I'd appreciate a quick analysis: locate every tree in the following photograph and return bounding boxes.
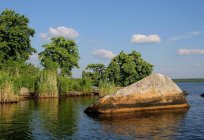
[82,64,106,86]
[39,37,80,76]
[0,9,35,64]
[106,50,153,86]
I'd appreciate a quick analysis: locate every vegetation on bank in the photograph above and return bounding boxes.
[0,66,93,102]
[0,9,153,103]
[98,81,121,96]
[0,72,18,103]
[58,77,92,96]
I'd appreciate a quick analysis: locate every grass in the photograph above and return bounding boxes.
[58,77,92,96]
[37,70,58,98]
[0,72,19,103]
[1,63,125,103]
[0,66,94,102]
[98,81,121,97]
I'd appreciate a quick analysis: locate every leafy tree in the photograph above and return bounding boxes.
[82,64,106,86]
[106,50,153,86]
[0,9,35,64]
[39,37,80,76]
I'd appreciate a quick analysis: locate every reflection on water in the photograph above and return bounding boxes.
[0,101,34,139]
[0,97,96,139]
[1,83,204,139]
[92,109,188,139]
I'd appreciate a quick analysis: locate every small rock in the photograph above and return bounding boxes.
[201,93,204,97]
[183,90,189,96]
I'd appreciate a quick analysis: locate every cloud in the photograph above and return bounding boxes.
[40,26,79,40]
[169,31,203,42]
[92,49,115,59]
[178,49,204,55]
[131,34,161,44]
[194,63,202,68]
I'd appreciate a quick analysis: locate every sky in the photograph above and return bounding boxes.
[1,0,204,78]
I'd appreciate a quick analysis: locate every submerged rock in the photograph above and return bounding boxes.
[85,73,189,115]
[182,90,189,96]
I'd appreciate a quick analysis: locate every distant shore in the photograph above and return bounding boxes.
[173,78,204,82]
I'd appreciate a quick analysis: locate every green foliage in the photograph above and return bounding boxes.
[58,76,71,94]
[105,50,153,86]
[82,50,153,87]
[37,70,58,97]
[13,64,40,94]
[0,9,36,63]
[82,63,106,86]
[98,80,120,96]
[39,37,80,76]
[58,77,92,95]
[79,78,93,94]
[0,71,12,89]
[0,71,19,103]
[0,62,40,94]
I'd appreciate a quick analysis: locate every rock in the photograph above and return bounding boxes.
[182,90,189,96]
[201,93,204,97]
[85,73,189,115]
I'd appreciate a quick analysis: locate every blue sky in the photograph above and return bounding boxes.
[1,0,204,78]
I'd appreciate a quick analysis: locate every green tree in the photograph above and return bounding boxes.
[82,64,106,86]
[106,50,153,86]
[39,37,80,76]
[0,9,35,64]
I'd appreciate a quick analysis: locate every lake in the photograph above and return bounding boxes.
[0,82,204,139]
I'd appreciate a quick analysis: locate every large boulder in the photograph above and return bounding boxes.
[85,73,189,115]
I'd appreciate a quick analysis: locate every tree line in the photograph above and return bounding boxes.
[0,9,153,101]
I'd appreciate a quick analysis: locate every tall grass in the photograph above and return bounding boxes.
[79,78,92,94]
[13,65,40,96]
[0,63,98,101]
[99,80,120,97]
[37,70,58,98]
[58,77,92,96]
[0,72,19,103]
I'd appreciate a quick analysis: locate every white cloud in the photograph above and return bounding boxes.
[40,26,79,40]
[178,49,204,55]
[92,49,115,59]
[131,34,161,44]
[194,63,202,67]
[169,31,203,42]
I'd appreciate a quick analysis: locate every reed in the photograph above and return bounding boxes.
[58,77,92,96]
[79,78,92,94]
[99,81,120,97]
[0,72,19,103]
[37,70,58,98]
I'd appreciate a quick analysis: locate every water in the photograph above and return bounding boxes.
[0,82,204,140]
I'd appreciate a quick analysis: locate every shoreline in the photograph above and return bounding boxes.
[0,91,100,104]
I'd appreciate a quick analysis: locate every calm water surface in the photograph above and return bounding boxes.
[0,82,204,140]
